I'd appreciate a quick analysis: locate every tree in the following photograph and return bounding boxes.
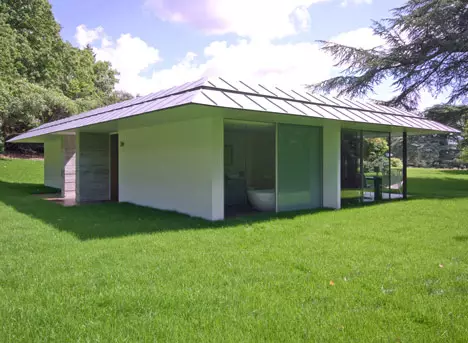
[424,105,468,133]
[461,124,468,163]
[1,0,63,88]
[0,13,18,83]
[104,90,134,105]
[311,0,468,111]
[0,80,78,145]
[0,0,122,151]
[93,60,119,98]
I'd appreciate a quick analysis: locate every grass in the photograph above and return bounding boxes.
[0,158,468,342]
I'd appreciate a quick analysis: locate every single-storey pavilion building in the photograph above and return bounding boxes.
[9,78,459,220]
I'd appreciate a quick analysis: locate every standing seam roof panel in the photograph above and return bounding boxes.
[8,77,460,142]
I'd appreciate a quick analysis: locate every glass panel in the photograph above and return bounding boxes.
[362,131,392,202]
[341,130,363,205]
[389,132,405,199]
[224,121,276,216]
[277,124,322,211]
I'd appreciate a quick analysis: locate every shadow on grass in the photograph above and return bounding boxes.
[439,170,468,176]
[0,181,328,241]
[1,173,467,241]
[408,177,468,199]
[453,235,468,242]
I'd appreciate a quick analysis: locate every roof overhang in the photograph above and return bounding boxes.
[8,77,460,144]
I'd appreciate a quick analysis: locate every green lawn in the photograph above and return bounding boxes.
[1,158,467,342]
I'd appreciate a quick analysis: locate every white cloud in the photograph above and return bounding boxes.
[331,27,384,49]
[75,24,441,110]
[144,0,329,39]
[75,26,161,94]
[75,24,105,48]
[74,25,396,100]
[111,38,336,95]
[340,0,372,7]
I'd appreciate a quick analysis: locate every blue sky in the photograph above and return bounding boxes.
[51,0,404,66]
[48,0,443,107]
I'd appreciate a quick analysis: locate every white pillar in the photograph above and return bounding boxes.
[322,122,341,209]
[210,115,224,220]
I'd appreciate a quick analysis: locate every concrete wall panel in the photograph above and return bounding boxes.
[76,132,110,202]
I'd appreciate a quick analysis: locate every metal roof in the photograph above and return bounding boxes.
[9,77,459,142]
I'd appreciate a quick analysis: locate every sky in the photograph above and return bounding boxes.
[49,0,442,108]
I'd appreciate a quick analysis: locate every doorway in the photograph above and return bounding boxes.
[110,134,119,201]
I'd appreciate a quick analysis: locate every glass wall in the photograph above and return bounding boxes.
[341,129,363,204]
[277,124,322,211]
[341,129,407,205]
[362,132,391,202]
[224,121,276,216]
[389,133,405,199]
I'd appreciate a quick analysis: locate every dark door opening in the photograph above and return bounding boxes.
[110,134,119,201]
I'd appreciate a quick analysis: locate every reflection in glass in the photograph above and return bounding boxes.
[388,133,405,199]
[277,124,322,211]
[362,132,388,202]
[341,130,362,204]
[341,129,407,205]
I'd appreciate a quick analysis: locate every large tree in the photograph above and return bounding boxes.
[0,0,131,152]
[311,0,468,111]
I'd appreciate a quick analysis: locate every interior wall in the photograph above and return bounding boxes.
[224,129,248,206]
[44,136,63,190]
[119,115,223,220]
[224,125,275,209]
[224,130,247,179]
[246,130,275,190]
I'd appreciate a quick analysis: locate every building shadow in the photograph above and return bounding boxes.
[0,181,328,241]
[453,235,468,242]
[2,173,467,241]
[439,170,468,176]
[407,176,468,199]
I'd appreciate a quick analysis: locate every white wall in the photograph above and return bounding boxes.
[119,115,224,220]
[44,137,63,190]
[322,122,341,209]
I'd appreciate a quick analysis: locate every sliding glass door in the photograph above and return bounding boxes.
[277,124,322,212]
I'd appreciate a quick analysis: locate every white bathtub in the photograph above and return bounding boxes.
[247,189,276,212]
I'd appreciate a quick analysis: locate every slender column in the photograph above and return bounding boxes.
[211,116,224,220]
[402,131,408,199]
[359,130,364,202]
[388,132,392,200]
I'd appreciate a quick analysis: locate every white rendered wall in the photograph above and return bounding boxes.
[119,116,224,220]
[44,137,63,190]
[322,122,341,209]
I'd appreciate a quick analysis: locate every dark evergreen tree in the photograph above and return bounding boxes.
[311,0,468,111]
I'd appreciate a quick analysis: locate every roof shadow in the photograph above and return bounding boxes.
[439,170,468,176]
[0,181,328,241]
[2,173,467,241]
[453,235,468,242]
[407,176,468,199]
